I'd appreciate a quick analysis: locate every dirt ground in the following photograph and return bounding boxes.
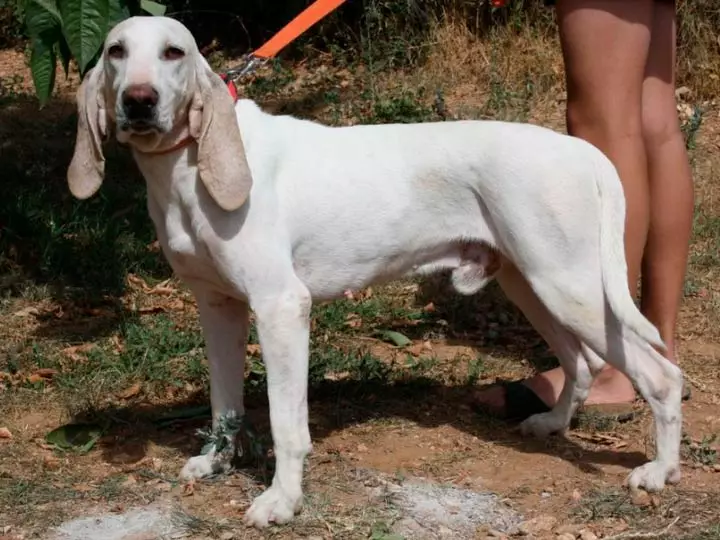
[1,34,719,540]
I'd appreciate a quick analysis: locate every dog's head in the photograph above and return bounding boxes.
[67,16,252,211]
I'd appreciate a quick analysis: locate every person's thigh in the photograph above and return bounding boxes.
[642,0,681,145]
[556,0,653,131]
[555,0,655,290]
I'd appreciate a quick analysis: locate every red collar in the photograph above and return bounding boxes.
[222,75,239,102]
[138,75,239,155]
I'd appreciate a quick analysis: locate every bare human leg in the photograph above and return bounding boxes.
[474,0,690,417]
[640,0,694,362]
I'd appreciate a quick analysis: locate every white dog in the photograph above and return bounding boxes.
[67,16,684,528]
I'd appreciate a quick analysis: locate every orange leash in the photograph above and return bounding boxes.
[223,0,348,83]
[254,0,348,59]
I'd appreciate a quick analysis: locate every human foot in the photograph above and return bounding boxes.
[472,365,637,421]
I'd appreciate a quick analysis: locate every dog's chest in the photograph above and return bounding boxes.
[154,206,228,290]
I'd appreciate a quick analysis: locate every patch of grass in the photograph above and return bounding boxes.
[3,314,207,414]
[171,508,239,538]
[246,59,296,100]
[365,89,436,124]
[682,433,718,466]
[0,91,169,299]
[674,524,720,540]
[572,488,646,524]
[483,59,535,122]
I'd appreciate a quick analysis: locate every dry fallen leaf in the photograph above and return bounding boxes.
[182,480,195,496]
[110,335,125,353]
[27,368,57,383]
[62,343,96,362]
[407,341,433,357]
[345,313,362,328]
[13,306,40,318]
[324,371,350,382]
[166,299,185,311]
[246,344,262,356]
[572,431,625,446]
[127,273,151,291]
[153,287,176,295]
[116,382,142,400]
[0,427,12,440]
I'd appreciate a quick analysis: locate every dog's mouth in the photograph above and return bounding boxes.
[121,120,161,134]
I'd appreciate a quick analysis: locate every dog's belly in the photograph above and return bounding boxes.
[293,238,499,302]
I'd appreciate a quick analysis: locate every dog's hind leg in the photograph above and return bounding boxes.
[525,274,683,491]
[606,327,683,491]
[496,264,597,436]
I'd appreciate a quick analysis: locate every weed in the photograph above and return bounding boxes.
[681,105,704,150]
[246,59,296,99]
[466,355,485,385]
[572,489,645,524]
[365,89,435,124]
[682,433,718,466]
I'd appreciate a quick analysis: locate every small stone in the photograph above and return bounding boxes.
[630,489,651,507]
[579,530,598,540]
[571,489,582,501]
[713,463,720,472]
[122,474,137,487]
[219,532,235,540]
[518,515,558,535]
[557,534,576,540]
[556,524,583,536]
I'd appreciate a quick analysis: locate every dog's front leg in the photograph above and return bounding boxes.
[180,290,249,480]
[244,278,312,528]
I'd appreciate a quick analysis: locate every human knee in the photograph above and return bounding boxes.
[566,97,643,145]
[641,101,683,149]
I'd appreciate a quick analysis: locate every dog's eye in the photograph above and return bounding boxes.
[163,46,185,61]
[107,44,125,59]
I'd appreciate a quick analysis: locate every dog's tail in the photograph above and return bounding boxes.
[594,154,666,351]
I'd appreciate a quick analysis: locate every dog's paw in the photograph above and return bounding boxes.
[627,460,681,492]
[179,450,233,480]
[520,411,566,439]
[244,486,302,528]
[179,454,215,480]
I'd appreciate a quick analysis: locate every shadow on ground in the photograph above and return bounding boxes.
[0,91,171,338]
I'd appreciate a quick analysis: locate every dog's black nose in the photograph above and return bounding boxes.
[122,83,159,120]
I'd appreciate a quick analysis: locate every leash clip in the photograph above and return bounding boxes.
[223,54,270,83]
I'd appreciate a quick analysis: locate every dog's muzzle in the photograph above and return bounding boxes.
[121,83,160,132]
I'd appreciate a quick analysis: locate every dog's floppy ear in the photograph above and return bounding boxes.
[67,63,109,200]
[189,55,252,212]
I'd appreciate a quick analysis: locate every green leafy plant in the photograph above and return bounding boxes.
[23,0,166,105]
